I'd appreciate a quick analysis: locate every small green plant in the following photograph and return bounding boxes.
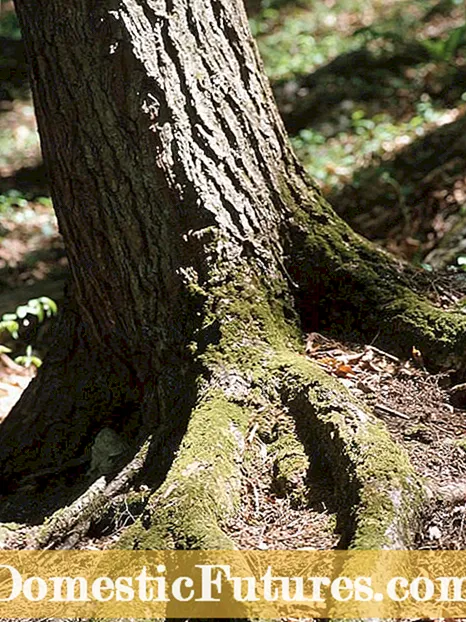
[14,344,43,368]
[0,297,58,369]
[0,189,29,211]
[420,24,466,62]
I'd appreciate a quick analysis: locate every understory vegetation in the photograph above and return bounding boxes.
[253,0,466,265]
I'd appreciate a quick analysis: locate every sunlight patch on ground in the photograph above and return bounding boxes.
[0,99,40,176]
[0,357,34,423]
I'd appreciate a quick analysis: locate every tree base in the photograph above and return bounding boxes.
[0,343,424,552]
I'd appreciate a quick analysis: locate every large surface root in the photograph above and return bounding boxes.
[274,351,424,548]
[118,390,249,550]
[113,347,424,551]
[288,193,466,374]
[0,344,424,552]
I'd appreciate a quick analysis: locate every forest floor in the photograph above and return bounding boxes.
[1,0,466,566]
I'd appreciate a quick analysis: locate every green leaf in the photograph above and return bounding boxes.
[38,297,58,316]
[444,25,466,59]
[0,320,19,339]
[15,345,42,369]
[15,305,30,320]
[24,299,44,323]
[1,313,17,322]
[421,27,466,61]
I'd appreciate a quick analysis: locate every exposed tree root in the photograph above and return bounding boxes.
[275,352,424,549]
[268,411,310,508]
[287,190,466,373]
[118,390,249,550]
[113,342,423,551]
[0,338,424,555]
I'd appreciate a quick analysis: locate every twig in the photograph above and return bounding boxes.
[374,403,410,420]
[366,345,400,363]
[27,437,151,549]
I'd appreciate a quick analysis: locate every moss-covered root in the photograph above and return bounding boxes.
[118,347,423,553]
[289,197,466,372]
[118,391,249,550]
[270,430,310,508]
[275,352,425,549]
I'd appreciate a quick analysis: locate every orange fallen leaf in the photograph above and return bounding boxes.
[412,346,424,367]
[335,363,356,377]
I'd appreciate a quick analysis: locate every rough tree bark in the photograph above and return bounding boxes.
[1,0,466,552]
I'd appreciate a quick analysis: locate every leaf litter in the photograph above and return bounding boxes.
[305,331,466,550]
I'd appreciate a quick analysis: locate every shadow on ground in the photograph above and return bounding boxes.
[328,111,466,262]
[273,44,466,134]
[0,36,28,107]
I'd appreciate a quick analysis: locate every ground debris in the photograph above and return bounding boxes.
[305,332,466,549]
[224,407,339,551]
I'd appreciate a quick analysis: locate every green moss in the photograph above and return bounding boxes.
[119,393,249,550]
[270,432,309,506]
[288,188,466,369]
[213,278,299,348]
[192,266,302,395]
[383,291,466,365]
[270,351,425,549]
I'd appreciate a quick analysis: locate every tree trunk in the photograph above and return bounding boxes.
[1,0,466,552]
[2,0,301,478]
